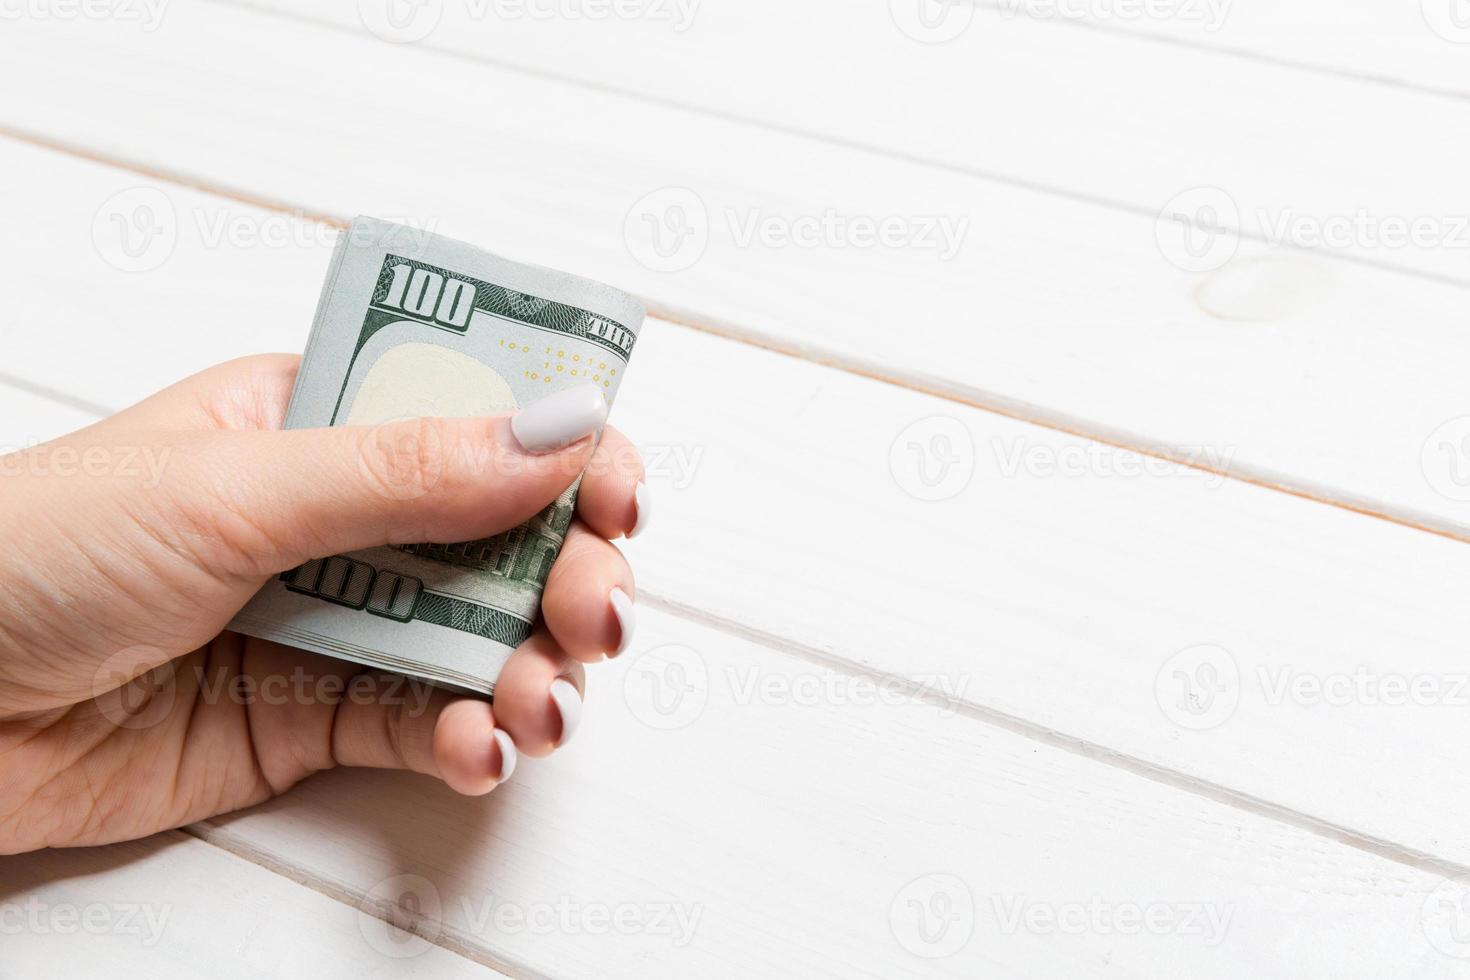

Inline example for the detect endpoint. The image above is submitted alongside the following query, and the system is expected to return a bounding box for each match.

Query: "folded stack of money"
[231,217,644,695]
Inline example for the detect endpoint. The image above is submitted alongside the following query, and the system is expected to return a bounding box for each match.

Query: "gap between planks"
[216,0,1470,291]
[177,822,549,980]
[2,121,1464,548]
[967,0,1470,105]
[165,584,1470,973]
[638,588,1470,883]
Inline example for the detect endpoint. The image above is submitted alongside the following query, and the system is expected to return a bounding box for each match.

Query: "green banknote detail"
[229,217,644,695]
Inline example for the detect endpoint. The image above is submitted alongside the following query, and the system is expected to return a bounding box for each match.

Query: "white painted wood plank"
[2,9,1467,540]
[978,0,1470,96]
[0,832,499,977]
[235,0,1470,280]
[188,605,1470,979]
[0,385,98,450]
[9,140,1470,872]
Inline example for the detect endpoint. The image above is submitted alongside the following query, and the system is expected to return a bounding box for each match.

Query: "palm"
[0,636,372,851]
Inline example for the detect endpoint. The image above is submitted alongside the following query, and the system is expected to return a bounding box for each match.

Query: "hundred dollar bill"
[231,217,644,696]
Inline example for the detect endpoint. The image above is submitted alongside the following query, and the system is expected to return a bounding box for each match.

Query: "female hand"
[0,354,644,854]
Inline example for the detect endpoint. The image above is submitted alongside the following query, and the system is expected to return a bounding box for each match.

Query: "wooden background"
[2,1,1470,976]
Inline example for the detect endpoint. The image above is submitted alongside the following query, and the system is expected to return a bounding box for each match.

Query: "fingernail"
[510,384,607,454]
[628,480,652,539]
[549,678,583,747]
[609,587,636,658]
[492,728,518,783]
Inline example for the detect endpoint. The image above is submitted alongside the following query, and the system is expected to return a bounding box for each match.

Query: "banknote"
[230,217,644,695]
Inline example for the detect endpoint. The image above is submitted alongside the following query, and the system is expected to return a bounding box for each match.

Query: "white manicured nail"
[609,587,636,658]
[510,384,607,454]
[549,678,583,747]
[492,728,518,783]
[628,480,652,539]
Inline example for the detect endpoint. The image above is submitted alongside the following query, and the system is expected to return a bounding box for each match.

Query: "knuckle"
[195,355,301,431]
[546,530,625,594]
[587,434,644,484]
[357,417,463,502]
